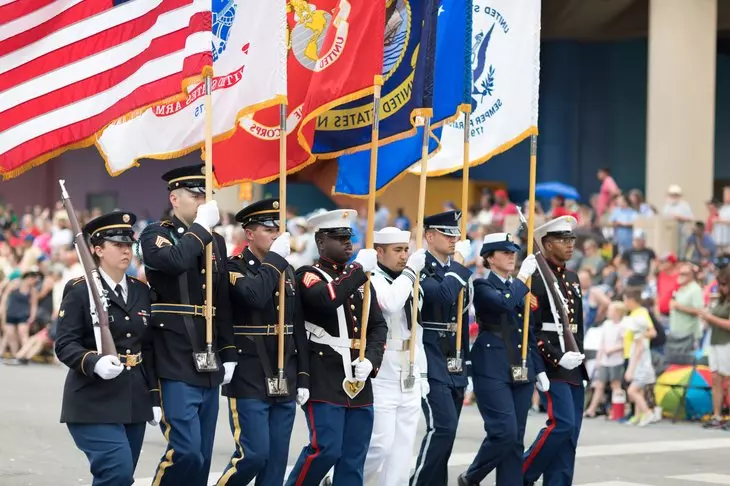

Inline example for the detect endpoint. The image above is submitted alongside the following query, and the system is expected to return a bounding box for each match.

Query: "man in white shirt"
[364,227,428,486]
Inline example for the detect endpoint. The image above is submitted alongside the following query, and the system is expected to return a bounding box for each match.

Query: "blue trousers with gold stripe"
[68,422,145,486]
[216,398,296,486]
[152,379,219,486]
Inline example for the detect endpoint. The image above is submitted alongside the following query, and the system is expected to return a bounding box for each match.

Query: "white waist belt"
[386,338,410,352]
[541,322,560,332]
[305,322,359,349]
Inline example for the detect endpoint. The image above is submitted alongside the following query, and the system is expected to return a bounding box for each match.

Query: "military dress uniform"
[140,165,237,486]
[363,227,428,486]
[55,211,156,486]
[523,216,588,486]
[286,210,387,486]
[411,211,473,486]
[460,233,545,486]
[217,199,309,486]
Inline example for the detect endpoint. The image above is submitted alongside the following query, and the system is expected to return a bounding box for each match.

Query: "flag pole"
[451,0,473,375]
[203,70,215,363]
[453,104,471,374]
[346,75,383,399]
[520,134,538,375]
[276,103,288,394]
[409,110,433,378]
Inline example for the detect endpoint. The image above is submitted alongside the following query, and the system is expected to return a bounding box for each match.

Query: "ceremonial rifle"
[516,206,579,353]
[59,180,117,356]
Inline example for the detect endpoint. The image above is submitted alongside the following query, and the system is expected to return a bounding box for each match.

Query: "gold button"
[353,316,357,321]
[124,316,130,321]
[238,349,242,354]
[201,269,205,274]
[354,327,359,333]
[350,305,355,310]
[319,351,323,356]
[518,314,522,318]
[126,366,131,371]
[160,323,165,327]
[126,333,131,338]
[275,292,280,296]
[276,306,280,310]
[202,284,206,289]
[126,349,131,354]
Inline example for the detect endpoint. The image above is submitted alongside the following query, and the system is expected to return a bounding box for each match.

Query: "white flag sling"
[410,0,541,175]
[97,0,287,175]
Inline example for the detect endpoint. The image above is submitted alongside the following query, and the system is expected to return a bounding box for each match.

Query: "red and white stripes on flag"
[0,0,212,179]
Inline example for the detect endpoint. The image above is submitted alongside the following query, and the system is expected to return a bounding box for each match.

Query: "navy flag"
[333,0,470,196]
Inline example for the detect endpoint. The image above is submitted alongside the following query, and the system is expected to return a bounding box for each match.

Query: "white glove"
[535,372,550,392]
[354,249,377,273]
[222,361,237,385]
[296,387,310,405]
[193,200,220,230]
[149,406,162,426]
[420,379,430,398]
[93,355,123,380]
[351,357,374,381]
[454,240,471,261]
[518,254,538,281]
[406,249,427,273]
[270,232,291,258]
[558,352,585,371]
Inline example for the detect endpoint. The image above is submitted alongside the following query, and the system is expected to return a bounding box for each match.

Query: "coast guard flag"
[1,0,212,180]
[410,0,541,176]
[97,0,287,175]
[334,0,468,197]
[312,0,431,157]
[211,0,384,186]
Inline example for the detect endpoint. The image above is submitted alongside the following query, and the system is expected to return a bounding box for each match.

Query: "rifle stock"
[58,180,117,357]
[517,207,579,353]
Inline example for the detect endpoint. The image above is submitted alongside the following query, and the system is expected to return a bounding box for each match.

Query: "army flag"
[334,0,469,196]
[1,0,212,180]
[410,0,541,176]
[211,0,385,186]
[97,0,288,175]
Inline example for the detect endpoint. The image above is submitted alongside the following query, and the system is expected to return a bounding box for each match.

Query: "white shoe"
[652,406,663,423]
[638,413,654,427]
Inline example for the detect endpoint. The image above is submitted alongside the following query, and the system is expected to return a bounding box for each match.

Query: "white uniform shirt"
[370,266,427,382]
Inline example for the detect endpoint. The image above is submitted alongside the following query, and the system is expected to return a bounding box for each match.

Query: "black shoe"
[457,472,479,486]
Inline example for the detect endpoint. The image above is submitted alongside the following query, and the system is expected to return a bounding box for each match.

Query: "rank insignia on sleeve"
[229,272,244,286]
[302,272,322,288]
[529,294,539,311]
[155,236,172,248]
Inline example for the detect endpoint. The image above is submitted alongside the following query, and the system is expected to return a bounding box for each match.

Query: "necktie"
[114,284,124,303]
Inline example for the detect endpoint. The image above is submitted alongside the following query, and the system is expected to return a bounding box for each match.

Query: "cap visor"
[105,235,135,244]
[436,228,461,237]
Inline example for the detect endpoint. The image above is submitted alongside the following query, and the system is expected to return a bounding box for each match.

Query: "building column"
[646,0,717,216]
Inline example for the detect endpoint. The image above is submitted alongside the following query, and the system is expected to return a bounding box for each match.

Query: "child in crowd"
[585,301,627,418]
[623,292,658,426]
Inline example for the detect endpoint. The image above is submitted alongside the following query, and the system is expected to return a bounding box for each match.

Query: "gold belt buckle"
[351,339,361,350]
[569,324,578,334]
[447,322,458,333]
[123,353,138,367]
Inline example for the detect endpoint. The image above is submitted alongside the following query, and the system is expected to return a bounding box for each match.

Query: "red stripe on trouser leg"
[295,402,320,486]
[523,391,555,473]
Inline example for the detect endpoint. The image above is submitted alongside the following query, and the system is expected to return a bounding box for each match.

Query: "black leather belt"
[234,324,293,336]
[151,303,216,318]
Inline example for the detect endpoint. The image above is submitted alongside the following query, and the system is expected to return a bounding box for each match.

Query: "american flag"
[0,0,212,179]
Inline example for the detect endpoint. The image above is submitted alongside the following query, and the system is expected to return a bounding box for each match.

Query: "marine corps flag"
[312,0,429,157]
[212,0,385,186]
[97,0,288,175]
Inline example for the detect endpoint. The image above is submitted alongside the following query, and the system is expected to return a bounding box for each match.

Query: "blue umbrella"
[535,182,581,201]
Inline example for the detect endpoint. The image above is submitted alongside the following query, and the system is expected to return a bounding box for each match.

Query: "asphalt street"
[1,364,728,485]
